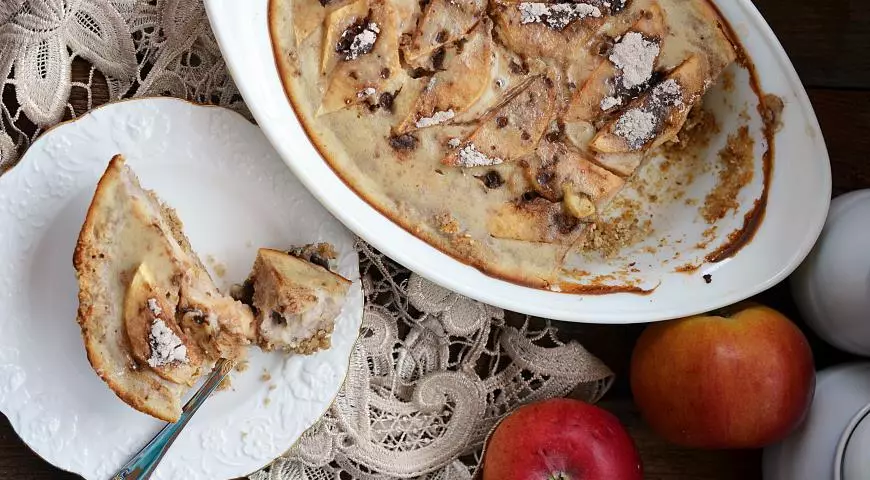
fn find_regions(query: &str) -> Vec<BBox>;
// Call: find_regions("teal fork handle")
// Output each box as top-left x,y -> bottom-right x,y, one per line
110,359 -> 233,480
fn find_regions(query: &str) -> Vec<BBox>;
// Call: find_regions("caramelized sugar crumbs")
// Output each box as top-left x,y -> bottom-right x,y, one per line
702,126 -> 754,223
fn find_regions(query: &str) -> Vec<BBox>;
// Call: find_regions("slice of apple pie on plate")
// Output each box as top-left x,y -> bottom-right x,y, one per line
243,248 -> 352,354
74,155 -> 354,422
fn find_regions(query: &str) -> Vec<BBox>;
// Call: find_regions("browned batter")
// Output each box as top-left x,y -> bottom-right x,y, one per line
702,125 -> 754,223
269,0 -> 740,289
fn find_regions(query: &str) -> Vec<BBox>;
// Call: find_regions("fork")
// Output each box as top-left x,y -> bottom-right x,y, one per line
110,358 -> 234,480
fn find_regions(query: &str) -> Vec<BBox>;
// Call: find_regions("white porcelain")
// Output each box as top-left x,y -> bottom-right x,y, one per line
205,0 -> 830,323
791,190 -> 870,355
763,363 -> 870,480
0,98 -> 364,480
836,403 -> 870,480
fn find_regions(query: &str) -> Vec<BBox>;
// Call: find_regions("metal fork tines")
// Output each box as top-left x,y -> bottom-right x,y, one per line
110,358 -> 234,480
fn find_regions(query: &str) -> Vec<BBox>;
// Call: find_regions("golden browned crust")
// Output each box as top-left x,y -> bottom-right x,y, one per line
73,155 -> 256,422
250,248 -> 350,353
74,155 -> 182,422
286,324 -> 334,354
260,248 -> 351,285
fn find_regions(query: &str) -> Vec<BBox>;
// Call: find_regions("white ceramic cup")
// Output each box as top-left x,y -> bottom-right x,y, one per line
836,403 -> 870,480
791,189 -> 870,355
763,363 -> 870,480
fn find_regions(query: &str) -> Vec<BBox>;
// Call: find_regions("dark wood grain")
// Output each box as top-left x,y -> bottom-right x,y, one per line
751,0 -> 870,88
603,399 -> 763,480
807,89 -> 870,195
0,417 -> 79,480
1,0 -> 869,478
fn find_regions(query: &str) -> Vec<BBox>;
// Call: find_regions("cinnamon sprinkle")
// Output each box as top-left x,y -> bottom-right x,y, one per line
701,126 -> 754,223
578,199 -> 652,258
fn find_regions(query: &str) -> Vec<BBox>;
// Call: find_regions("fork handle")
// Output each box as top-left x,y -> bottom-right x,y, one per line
110,359 -> 233,480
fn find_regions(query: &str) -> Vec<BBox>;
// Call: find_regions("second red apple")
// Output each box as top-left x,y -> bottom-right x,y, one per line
482,398 -> 642,480
630,303 -> 815,449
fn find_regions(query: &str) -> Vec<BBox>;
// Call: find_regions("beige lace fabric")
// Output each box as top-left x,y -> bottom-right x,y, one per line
0,0 -> 247,172
254,242 -> 613,479
0,2 -> 615,479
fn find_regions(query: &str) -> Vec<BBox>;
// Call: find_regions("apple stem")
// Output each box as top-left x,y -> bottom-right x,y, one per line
548,473 -> 570,480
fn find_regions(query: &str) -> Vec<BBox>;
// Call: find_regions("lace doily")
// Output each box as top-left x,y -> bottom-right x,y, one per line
0,2 -> 615,478
254,242 -> 613,479
0,0 -> 247,172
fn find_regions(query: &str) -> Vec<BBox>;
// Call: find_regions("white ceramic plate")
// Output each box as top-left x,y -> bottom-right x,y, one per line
205,0 -> 830,323
0,98 -> 363,480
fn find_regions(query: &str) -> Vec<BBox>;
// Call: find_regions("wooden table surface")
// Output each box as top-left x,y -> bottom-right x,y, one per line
2,0 -> 868,478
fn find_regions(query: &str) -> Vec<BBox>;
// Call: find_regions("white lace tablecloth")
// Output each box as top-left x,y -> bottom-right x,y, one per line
0,2 -> 614,478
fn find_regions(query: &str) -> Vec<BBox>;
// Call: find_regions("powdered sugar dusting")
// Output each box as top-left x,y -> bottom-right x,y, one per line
610,0 -> 628,12
518,2 -> 602,30
600,95 -> 622,110
146,297 -> 162,316
612,78 -> 684,149
455,143 -> 503,167
148,318 -> 188,368
613,109 -> 657,149
341,22 -> 380,61
609,32 -> 660,89
654,78 -> 682,101
357,87 -> 377,98
416,109 -> 455,128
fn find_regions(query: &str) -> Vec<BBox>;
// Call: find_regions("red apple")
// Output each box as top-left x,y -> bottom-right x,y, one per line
630,302 -> 815,449
482,398 -> 642,480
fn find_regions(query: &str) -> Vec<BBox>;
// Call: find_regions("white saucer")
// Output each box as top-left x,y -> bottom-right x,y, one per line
0,98 -> 363,480
763,363 -> 870,480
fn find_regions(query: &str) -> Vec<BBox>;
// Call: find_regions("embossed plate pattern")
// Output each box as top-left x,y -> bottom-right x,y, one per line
0,98 -> 363,480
